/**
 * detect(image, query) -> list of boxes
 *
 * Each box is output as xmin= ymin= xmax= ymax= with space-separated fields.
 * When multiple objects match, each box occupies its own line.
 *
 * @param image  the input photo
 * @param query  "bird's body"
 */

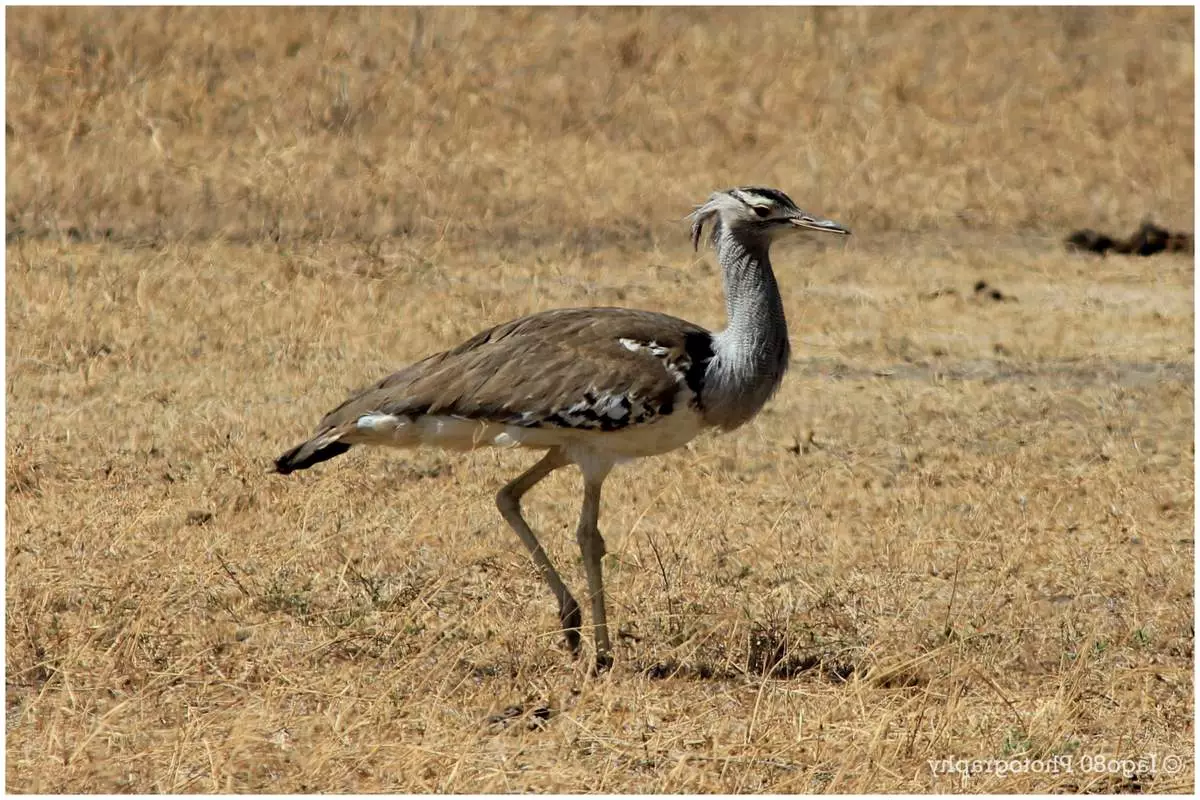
xmin=277 ymin=307 xmax=714 ymax=469
xmin=276 ymin=187 xmax=850 ymax=671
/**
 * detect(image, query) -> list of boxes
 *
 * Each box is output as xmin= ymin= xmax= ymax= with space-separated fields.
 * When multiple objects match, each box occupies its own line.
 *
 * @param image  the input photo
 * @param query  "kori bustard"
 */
xmin=276 ymin=187 xmax=850 ymax=671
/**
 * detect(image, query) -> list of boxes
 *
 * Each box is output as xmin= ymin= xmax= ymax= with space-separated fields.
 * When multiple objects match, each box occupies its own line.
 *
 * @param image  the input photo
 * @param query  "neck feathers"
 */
xmin=700 ymin=222 xmax=791 ymax=431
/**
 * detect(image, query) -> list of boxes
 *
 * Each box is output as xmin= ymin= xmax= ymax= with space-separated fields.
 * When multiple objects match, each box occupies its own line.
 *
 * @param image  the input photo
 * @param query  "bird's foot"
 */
xmin=593 ymin=651 xmax=614 ymax=675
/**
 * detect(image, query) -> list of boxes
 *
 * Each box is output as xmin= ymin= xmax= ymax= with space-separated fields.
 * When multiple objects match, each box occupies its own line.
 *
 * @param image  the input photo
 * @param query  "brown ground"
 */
xmin=5 ymin=6 xmax=1194 ymax=793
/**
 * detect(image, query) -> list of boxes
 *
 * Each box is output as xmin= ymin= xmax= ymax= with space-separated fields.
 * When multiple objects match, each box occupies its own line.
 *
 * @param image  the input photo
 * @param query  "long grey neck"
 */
xmin=701 ymin=223 xmax=791 ymax=431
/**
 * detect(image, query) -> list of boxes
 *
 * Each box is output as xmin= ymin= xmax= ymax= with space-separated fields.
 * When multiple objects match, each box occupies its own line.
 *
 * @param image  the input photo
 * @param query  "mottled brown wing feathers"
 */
xmin=314 ymin=308 xmax=712 ymax=435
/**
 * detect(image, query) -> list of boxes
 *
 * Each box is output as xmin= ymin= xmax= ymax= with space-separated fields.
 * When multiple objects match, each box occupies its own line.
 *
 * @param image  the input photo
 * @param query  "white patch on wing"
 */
xmin=571 ymin=391 xmax=629 ymax=420
xmin=619 ymin=338 xmax=670 ymax=358
xmin=618 ymin=338 xmax=689 ymax=384
xmin=357 ymin=413 xmax=402 ymax=433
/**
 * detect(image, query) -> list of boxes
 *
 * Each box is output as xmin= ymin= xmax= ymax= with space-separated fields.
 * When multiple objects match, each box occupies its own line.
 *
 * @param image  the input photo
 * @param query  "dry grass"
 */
xmin=5 ymin=6 xmax=1194 ymax=793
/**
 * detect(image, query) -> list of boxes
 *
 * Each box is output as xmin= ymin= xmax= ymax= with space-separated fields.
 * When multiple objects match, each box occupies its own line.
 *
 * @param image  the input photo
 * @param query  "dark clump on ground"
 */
xmin=973 ymin=280 xmax=1015 ymax=302
xmin=1066 ymin=222 xmax=1193 ymax=256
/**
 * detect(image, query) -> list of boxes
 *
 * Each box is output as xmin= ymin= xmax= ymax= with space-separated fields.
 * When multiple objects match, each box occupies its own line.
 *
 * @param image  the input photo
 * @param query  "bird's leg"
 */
xmin=495 ymin=448 xmax=582 ymax=654
xmin=576 ymin=468 xmax=613 ymax=673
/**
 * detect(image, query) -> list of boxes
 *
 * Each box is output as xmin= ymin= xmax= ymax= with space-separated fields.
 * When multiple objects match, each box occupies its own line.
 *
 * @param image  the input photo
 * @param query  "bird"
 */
xmin=275 ymin=187 xmax=850 ymax=672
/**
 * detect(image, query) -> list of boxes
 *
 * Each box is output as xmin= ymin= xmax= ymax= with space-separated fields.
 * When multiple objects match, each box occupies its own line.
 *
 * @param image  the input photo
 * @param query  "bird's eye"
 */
xmin=752 ymin=206 xmax=771 ymax=218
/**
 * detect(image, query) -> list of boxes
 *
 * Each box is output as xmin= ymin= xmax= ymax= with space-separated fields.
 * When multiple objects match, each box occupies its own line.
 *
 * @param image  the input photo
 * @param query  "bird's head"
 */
xmin=690 ymin=187 xmax=850 ymax=250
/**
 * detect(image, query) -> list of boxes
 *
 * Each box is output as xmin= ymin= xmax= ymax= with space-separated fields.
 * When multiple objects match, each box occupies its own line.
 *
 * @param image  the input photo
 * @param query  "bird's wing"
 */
xmin=312 ymin=308 xmax=714 ymax=436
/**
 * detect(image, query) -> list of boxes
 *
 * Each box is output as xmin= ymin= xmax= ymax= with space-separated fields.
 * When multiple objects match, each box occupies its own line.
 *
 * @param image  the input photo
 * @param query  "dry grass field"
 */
xmin=5 ymin=6 xmax=1194 ymax=793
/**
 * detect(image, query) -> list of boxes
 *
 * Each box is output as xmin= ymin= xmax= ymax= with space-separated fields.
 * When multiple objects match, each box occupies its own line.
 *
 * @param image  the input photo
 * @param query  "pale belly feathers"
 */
xmin=346 ymin=390 xmax=708 ymax=464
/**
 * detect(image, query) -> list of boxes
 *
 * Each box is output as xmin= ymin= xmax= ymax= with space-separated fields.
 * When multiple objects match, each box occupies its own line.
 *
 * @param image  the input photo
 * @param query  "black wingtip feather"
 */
xmin=274 ymin=440 xmax=352 ymax=474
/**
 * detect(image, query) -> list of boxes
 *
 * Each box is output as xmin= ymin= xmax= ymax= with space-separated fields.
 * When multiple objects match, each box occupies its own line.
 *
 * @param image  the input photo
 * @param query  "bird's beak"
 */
xmin=790 ymin=213 xmax=851 ymax=236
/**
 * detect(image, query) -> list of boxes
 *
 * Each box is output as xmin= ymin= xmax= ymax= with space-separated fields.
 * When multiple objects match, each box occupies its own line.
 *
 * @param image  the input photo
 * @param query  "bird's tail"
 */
xmin=274 ymin=431 xmax=352 ymax=474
